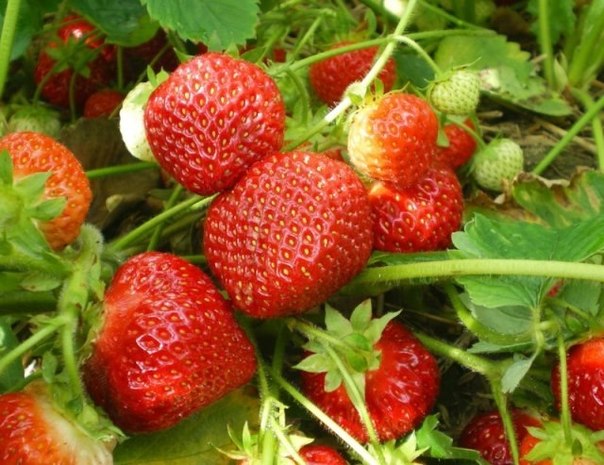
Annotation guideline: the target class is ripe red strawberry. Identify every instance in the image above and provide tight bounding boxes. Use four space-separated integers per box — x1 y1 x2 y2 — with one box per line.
144 52 286 196
0 383 114 465
0 131 92 249
435 119 478 169
368 165 464 252
83 88 124 118
309 42 397 106
551 338 604 431
298 444 348 465
459 409 541 465
203 151 373 318
34 15 115 109
300 319 439 443
83 252 257 433
348 92 438 187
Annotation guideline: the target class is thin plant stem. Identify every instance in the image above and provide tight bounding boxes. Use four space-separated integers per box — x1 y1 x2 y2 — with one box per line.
537 0 556 90
571 88 604 171
0 0 23 98
490 380 520 465
556 335 573 447
86 162 158 179
147 184 184 251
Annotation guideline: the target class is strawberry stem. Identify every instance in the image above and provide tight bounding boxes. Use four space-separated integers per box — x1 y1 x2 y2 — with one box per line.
535 0 556 90
556 335 574 448
571 88 604 171
85 162 158 179
490 380 521 465
147 184 184 251
272 370 380 465
0 0 23 98
0 290 57 315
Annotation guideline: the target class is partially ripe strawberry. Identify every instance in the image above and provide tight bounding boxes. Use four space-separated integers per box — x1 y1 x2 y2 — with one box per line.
83 252 257 433
472 138 524 191
435 118 478 169
551 338 604 431
203 151 373 318
459 409 540 465
368 165 464 252
0 383 114 465
34 15 115 109
309 42 396 106
300 320 440 443
428 69 481 116
0 131 92 249
144 52 286 195
83 89 124 118
348 92 438 187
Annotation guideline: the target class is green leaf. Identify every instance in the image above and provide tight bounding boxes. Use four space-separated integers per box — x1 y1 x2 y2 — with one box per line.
350 299 372 331
501 353 537 393
0 150 13 185
462 294 533 336
13 172 50 200
20 272 62 292
28 198 66 222
324 370 342 393
140 0 260 50
527 0 576 45
556 279 602 317
0 318 24 392
71 0 158 46
114 388 259 465
324 305 352 336
365 311 400 345
294 353 333 374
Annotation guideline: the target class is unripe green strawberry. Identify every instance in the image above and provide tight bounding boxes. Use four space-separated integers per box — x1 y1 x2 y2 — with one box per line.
472 138 524 191
7 105 61 138
428 69 481 116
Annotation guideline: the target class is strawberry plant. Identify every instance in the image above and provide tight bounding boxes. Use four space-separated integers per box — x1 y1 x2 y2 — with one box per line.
0 0 603 464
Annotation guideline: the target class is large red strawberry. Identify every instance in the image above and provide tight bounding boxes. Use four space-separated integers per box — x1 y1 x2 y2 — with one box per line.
0 383 114 465
459 409 540 465
551 337 604 431
299 319 440 443
368 165 464 252
435 118 478 169
34 14 115 109
83 252 257 433
144 52 286 195
203 151 373 318
0 131 92 250
309 42 396 106
347 92 438 187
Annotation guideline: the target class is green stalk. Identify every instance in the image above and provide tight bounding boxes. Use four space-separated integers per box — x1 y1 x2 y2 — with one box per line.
0 253 70 277
536 0 556 90
532 94 604 175
0 0 23 98
348 258 604 288
0 291 57 315
86 162 158 179
147 184 183 251
272 371 380 465
556 335 573 447
490 380 520 465
571 88 604 171
567 0 604 88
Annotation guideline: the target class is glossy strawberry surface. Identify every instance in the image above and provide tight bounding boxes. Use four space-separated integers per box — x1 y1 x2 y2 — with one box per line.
348 92 438 187
0 131 92 250
83 252 257 433
0 383 113 465
203 151 373 318
299 444 348 465
459 409 540 465
551 337 604 431
368 165 464 252
435 119 478 169
300 320 439 443
309 42 396 106
144 52 286 195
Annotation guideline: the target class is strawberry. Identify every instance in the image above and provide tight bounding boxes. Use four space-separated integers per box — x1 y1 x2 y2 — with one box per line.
144 52 286 196
34 15 115 109
309 42 397 106
83 89 124 118
347 92 438 187
472 138 524 192
459 409 540 465
435 118 478 169
428 69 481 116
551 338 604 431
299 314 440 443
203 151 373 318
368 165 464 252
6 104 61 138
119 80 157 162
298 444 348 465
83 251 257 433
0 383 114 465
0 131 92 249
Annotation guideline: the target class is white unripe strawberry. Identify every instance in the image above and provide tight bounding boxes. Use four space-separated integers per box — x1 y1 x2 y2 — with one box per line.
119 81 156 163
472 138 524 191
428 69 481 116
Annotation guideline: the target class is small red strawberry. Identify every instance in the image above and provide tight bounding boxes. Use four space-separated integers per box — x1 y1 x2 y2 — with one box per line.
144 52 286 195
0 383 114 465
83 88 124 118
298 444 348 465
551 337 604 431
203 151 373 318
347 92 438 187
299 312 440 443
0 131 92 249
459 409 540 465
368 165 464 253
34 14 115 109
309 42 396 106
83 251 257 433
435 118 478 169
